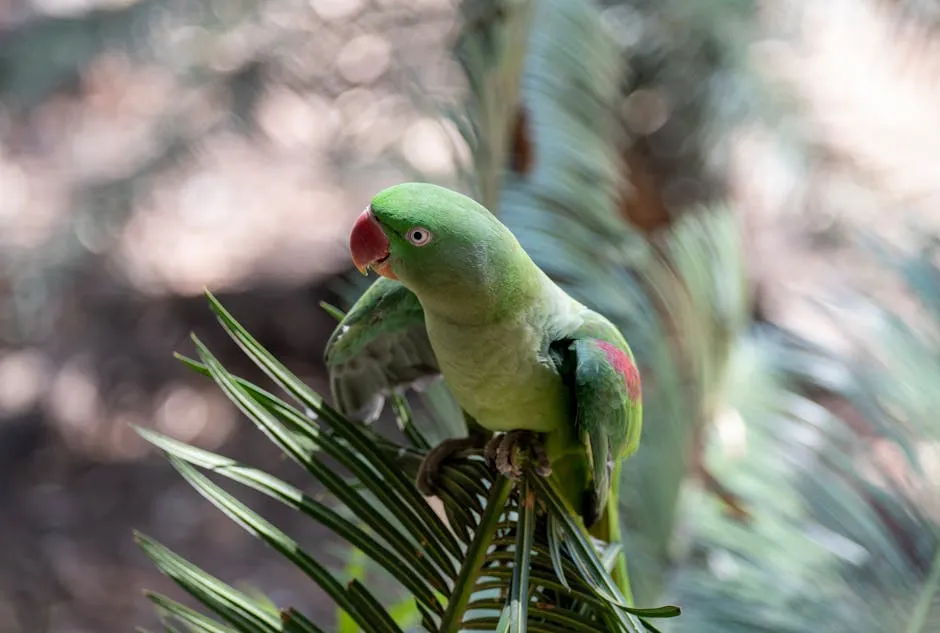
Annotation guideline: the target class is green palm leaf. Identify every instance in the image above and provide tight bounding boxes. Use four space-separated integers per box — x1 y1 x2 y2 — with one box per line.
666 241 940 633
137 292 677 632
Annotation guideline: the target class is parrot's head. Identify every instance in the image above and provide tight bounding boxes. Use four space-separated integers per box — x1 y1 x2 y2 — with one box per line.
349 182 533 320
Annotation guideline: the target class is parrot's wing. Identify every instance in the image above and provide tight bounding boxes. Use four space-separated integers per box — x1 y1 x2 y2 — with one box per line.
555 335 642 524
324 277 440 422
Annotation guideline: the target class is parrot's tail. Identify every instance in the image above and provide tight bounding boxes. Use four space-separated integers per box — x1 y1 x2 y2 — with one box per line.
587 460 632 603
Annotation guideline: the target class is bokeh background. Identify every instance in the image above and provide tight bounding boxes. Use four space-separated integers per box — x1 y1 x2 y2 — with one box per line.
1 0 939 631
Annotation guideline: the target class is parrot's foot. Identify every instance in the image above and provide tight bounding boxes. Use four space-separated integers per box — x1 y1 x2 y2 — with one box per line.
484 430 552 480
416 432 487 496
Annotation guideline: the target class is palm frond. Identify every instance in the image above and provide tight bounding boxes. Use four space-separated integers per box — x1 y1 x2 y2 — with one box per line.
667 240 940 633
452 0 534 211
137 293 679 632
493 0 644 267
614 206 750 603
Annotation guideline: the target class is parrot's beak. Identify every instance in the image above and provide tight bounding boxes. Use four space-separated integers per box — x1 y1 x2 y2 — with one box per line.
349 207 395 279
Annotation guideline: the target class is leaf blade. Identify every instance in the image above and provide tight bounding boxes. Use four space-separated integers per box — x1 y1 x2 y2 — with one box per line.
440 477 513 633
146 593 237 633
135 533 282 633
509 482 537 633
136 425 444 614
188 335 453 593
166 455 403 633
204 291 463 568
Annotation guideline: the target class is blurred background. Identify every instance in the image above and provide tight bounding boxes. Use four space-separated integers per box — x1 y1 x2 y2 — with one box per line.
1 0 938 631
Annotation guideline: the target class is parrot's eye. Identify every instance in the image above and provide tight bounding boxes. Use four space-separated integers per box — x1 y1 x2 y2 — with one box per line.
406 227 433 246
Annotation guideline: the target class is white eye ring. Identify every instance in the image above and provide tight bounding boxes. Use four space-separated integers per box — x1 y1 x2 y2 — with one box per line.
406 226 433 246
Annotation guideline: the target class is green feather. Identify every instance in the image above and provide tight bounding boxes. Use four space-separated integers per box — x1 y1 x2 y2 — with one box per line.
324 276 438 422
325 183 643 559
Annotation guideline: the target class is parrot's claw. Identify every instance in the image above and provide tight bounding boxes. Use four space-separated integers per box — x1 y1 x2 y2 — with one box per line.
416 432 487 496
484 430 552 480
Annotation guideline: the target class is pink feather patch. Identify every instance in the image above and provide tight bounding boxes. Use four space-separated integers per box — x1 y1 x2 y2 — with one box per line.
597 341 641 401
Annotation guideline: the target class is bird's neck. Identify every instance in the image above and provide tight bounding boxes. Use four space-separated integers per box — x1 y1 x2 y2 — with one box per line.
415 251 544 326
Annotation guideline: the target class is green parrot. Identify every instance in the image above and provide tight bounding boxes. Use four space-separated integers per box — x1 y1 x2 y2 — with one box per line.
324 182 642 553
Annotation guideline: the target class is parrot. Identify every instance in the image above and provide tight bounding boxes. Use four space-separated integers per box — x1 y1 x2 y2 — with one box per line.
323 182 642 552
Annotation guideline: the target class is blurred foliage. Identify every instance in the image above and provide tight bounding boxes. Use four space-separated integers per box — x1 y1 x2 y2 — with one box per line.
0 0 462 344
671 256 940 632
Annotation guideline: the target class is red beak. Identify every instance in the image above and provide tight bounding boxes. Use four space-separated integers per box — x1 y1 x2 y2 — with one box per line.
349 207 392 277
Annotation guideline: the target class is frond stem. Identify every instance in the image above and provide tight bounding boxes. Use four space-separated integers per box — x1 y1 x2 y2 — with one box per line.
440 477 513 633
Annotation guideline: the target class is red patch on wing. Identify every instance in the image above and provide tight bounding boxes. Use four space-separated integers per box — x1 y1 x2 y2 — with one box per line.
597 341 641 401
